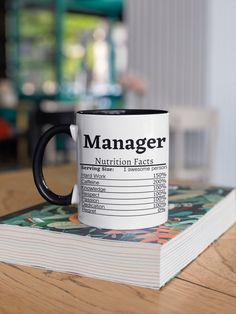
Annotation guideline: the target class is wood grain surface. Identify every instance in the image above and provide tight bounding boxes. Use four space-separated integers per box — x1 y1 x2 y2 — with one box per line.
0 164 235 314
178 225 236 297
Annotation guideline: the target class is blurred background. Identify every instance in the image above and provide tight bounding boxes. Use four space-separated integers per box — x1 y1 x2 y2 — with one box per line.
0 0 235 186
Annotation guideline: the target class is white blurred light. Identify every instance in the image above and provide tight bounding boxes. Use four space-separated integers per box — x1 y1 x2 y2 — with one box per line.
22 82 36 95
42 81 57 94
63 44 85 59
93 27 106 41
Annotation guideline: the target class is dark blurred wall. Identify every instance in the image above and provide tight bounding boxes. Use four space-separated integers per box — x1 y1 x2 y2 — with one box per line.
0 0 6 78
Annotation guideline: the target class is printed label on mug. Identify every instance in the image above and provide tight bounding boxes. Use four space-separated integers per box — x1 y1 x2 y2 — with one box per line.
77 112 169 229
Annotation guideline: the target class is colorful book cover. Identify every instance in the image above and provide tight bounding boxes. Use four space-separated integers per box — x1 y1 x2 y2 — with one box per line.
0 186 232 244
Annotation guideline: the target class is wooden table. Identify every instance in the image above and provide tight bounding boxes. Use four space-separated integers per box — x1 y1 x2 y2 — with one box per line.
0 164 235 314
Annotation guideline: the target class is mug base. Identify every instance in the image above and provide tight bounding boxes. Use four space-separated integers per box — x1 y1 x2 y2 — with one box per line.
79 213 168 230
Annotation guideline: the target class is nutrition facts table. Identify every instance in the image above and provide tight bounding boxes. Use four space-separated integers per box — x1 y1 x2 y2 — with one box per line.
80 163 168 218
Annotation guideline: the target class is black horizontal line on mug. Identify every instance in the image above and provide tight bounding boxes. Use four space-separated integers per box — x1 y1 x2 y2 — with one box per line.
80 163 167 168
81 196 164 200
83 206 160 211
81 190 159 194
82 201 159 206
84 211 163 217
80 177 166 181
81 184 165 188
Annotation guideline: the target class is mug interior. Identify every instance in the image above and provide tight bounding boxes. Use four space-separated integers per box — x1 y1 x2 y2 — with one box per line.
77 109 168 115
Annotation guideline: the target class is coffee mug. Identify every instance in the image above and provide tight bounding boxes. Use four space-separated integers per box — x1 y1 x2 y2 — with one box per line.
33 109 169 229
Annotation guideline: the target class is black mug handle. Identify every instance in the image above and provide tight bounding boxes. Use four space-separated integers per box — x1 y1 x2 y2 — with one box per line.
33 124 73 205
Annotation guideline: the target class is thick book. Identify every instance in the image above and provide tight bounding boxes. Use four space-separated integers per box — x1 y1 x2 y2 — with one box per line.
0 185 235 289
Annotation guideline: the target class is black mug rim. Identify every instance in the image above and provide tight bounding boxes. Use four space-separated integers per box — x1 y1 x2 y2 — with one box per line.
77 109 168 115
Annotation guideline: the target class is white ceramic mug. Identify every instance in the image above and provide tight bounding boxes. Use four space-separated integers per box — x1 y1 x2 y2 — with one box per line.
33 109 169 229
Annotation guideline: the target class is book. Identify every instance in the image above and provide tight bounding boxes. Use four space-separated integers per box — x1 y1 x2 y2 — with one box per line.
0 185 235 289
